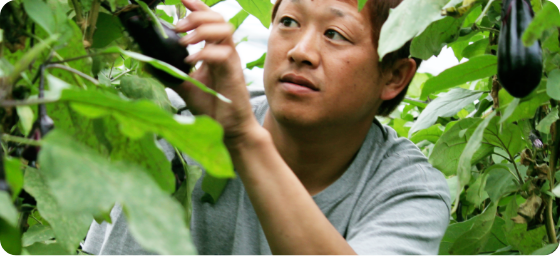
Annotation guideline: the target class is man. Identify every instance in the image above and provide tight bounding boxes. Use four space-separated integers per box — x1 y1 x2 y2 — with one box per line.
83 0 451 254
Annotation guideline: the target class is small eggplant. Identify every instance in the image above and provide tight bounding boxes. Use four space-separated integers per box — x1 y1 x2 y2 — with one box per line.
497 0 543 98
22 114 54 162
119 8 192 87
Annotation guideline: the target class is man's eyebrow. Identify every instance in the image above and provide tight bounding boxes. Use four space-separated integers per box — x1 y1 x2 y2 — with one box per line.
330 7 345 17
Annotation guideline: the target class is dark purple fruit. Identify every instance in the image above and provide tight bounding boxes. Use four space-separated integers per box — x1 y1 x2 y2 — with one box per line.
22 115 54 162
497 0 543 98
119 8 192 87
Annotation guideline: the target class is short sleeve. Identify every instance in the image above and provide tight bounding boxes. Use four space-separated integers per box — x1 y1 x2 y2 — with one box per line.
347 150 451 255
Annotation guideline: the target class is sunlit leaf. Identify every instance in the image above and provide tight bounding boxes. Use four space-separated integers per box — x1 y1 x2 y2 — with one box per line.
522 1 560 46
236 0 273 28
39 130 197 255
421 55 497 98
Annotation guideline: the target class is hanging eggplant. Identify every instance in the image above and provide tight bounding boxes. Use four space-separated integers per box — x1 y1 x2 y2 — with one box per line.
497 0 543 98
118 7 192 87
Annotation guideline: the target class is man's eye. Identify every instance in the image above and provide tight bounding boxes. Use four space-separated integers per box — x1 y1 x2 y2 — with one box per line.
325 30 347 41
280 17 298 28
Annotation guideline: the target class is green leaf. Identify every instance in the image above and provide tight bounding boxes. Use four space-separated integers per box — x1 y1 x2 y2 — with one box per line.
23 241 72 255
100 47 230 103
409 124 442 144
57 89 234 179
392 118 411 137
0 217 21 255
120 75 175 113
482 217 508 252
547 69 560 100
410 16 465 60
439 216 478 254
23 0 56 35
358 0 367 11
462 38 489 59
447 176 458 203
137 1 168 39
16 106 34 136
229 9 249 30
421 55 497 98
531 243 559 255
407 73 432 99
236 0 273 28
484 118 525 156
456 112 496 211
173 164 202 229
410 88 483 135
505 224 547 254
537 107 559 134
91 13 123 49
4 157 23 202
449 203 498 254
22 225 55 247
247 53 266 70
522 1 560 46
430 118 494 176
23 167 92 254
38 130 197 255
485 164 519 202
500 80 550 123
201 174 230 203
378 0 449 60
499 98 520 124
0 191 18 227
466 172 489 206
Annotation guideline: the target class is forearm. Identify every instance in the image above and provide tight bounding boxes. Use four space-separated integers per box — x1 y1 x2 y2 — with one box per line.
227 125 356 255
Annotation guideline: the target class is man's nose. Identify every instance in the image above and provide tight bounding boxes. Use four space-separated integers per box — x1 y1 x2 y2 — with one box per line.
287 29 320 68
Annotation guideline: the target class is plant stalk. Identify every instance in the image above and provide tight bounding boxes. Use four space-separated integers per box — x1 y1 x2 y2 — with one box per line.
0 134 43 147
46 64 99 85
85 0 101 46
546 102 560 244
70 0 85 31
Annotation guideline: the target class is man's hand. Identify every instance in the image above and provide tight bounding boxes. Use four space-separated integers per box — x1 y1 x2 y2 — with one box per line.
174 0 260 145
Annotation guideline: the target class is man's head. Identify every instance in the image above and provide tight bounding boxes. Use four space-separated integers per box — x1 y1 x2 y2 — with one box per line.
263 0 419 129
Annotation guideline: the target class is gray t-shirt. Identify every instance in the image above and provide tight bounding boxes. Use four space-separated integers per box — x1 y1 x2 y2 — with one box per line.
82 88 451 255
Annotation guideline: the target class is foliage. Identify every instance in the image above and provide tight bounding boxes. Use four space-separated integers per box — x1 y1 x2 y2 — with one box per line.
0 0 559 255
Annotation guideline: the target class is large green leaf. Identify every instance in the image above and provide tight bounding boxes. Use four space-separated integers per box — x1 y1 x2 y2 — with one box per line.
56 89 234 179
547 69 560 101
201 174 230 203
439 216 477 255
236 0 273 28
409 124 442 144
410 88 483 135
456 112 496 211
23 0 56 35
407 73 432 99
22 225 55 247
421 55 497 98
39 130 197 255
522 1 560 46
481 217 508 252
531 243 559 254
0 193 23 256
449 203 498 254
91 13 123 49
378 0 449 60
536 106 559 134
505 224 547 254
24 167 92 254
173 165 202 229
4 157 23 201
483 118 525 156
484 164 519 202
500 80 550 123
23 241 72 255
120 75 175 113
229 9 250 30
465 172 489 206
410 16 465 60
462 38 489 59
430 118 494 176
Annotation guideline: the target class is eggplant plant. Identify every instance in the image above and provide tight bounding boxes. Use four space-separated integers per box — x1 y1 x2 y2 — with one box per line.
1 0 560 255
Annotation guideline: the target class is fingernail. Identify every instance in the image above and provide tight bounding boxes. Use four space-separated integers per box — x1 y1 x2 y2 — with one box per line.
176 18 189 30
185 53 196 63
180 31 195 45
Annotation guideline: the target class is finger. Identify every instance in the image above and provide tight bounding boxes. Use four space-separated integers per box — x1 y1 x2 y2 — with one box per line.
175 11 225 32
179 23 235 46
185 44 236 65
181 0 211 12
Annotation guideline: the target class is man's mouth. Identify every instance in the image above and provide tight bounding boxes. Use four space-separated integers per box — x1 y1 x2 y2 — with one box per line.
280 74 319 91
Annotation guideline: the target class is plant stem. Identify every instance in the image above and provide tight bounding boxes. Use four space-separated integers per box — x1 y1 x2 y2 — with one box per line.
49 52 113 64
0 134 43 147
46 64 99 85
85 0 101 46
110 69 132 81
546 101 560 244
70 0 85 31
18 212 30 233
0 98 58 107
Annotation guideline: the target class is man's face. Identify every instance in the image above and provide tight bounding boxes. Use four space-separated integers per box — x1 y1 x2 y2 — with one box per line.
263 0 384 128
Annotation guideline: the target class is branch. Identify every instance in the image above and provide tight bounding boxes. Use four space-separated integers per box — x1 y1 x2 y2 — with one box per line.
0 134 43 147
85 0 101 46
70 0 85 31
49 52 114 64
46 64 99 85
110 69 133 81
0 98 58 107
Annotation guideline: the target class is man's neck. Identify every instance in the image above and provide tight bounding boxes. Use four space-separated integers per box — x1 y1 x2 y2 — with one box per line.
262 110 374 196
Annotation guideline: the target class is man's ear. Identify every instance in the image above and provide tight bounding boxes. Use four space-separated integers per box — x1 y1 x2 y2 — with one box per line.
380 58 417 101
